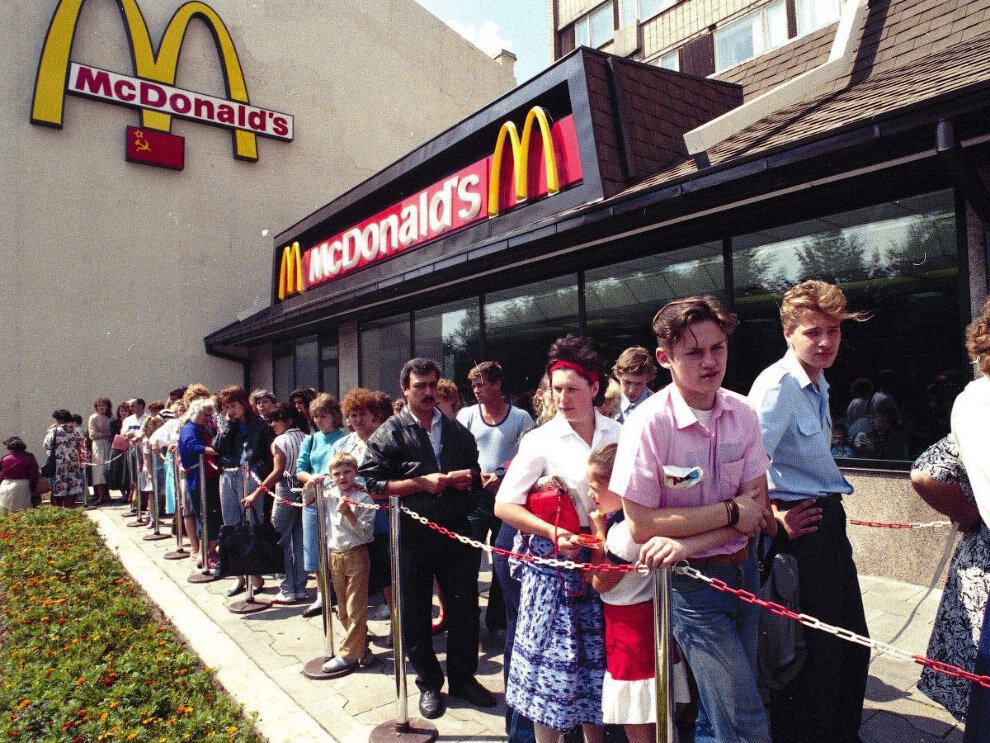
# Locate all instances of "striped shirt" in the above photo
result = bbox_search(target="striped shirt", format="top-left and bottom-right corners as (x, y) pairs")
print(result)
(272, 428), (305, 477)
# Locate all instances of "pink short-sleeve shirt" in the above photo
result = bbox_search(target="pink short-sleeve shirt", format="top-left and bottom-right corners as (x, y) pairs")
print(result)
(609, 385), (770, 557)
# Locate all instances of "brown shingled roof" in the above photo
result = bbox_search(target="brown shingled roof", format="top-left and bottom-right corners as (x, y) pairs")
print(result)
(620, 30), (990, 193)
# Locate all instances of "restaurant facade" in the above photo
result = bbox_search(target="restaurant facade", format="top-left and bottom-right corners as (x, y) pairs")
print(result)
(1, 0), (515, 446)
(207, 0), (990, 583)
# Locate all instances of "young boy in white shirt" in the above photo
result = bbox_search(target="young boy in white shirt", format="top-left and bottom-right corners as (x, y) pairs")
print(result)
(321, 452), (377, 677)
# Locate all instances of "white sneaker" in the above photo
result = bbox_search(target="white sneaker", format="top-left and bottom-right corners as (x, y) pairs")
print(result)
(368, 604), (391, 621)
(269, 591), (299, 605)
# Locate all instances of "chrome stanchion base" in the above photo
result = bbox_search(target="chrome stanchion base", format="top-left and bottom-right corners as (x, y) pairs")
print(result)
(228, 597), (268, 615)
(187, 570), (216, 584)
(143, 532), (170, 541)
(369, 720), (438, 743)
(302, 655), (344, 680)
(163, 548), (190, 560)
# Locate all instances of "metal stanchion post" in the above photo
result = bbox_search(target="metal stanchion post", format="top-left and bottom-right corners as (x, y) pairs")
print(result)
(304, 480), (340, 678)
(229, 462), (266, 614)
(653, 567), (675, 743)
(144, 445), (169, 542)
(188, 454), (215, 584)
(163, 454), (189, 560)
(370, 494), (437, 743)
(121, 444), (136, 518)
(126, 445), (147, 527)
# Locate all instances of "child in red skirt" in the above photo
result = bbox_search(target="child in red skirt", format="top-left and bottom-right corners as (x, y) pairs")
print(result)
(586, 443), (694, 743)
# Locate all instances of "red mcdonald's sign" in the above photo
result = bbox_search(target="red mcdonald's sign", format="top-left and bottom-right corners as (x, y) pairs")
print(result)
(283, 106), (582, 299)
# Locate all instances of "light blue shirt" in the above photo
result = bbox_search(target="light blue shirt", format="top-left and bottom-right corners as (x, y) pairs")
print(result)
(617, 388), (652, 423)
(748, 350), (852, 501)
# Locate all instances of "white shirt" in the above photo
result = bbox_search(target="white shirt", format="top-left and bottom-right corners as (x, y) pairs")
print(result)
(497, 411), (621, 526)
(122, 412), (148, 437)
(150, 417), (183, 449)
(951, 376), (990, 526)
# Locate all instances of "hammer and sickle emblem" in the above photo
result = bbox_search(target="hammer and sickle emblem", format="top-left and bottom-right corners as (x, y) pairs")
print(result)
(133, 129), (151, 152)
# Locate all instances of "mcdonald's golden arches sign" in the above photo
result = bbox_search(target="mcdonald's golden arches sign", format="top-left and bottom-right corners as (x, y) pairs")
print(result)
(32, 0), (293, 167)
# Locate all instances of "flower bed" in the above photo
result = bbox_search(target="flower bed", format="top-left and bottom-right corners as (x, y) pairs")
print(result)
(0, 507), (264, 742)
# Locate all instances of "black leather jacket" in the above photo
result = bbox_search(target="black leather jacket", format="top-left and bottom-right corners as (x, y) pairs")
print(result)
(212, 413), (275, 480)
(359, 408), (481, 537)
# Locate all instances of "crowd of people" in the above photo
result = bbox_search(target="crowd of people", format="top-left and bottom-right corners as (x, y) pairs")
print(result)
(5, 279), (990, 742)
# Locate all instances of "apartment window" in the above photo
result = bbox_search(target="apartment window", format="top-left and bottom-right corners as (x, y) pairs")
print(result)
(574, 2), (615, 49)
(652, 48), (679, 71)
(714, 1), (788, 72)
(619, 0), (676, 26)
(796, 0), (841, 36)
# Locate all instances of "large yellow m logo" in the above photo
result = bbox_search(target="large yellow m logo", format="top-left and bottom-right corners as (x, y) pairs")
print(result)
(32, 0), (259, 161)
(488, 106), (561, 218)
(277, 242), (304, 300)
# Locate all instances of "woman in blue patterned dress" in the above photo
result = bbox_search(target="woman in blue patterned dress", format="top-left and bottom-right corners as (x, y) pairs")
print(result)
(495, 336), (622, 743)
(912, 435), (990, 722)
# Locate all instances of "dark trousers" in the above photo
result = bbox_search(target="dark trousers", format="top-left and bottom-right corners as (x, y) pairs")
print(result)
(493, 523), (536, 743)
(400, 523), (480, 692)
(768, 494), (869, 743)
(469, 506), (506, 629)
(964, 604), (990, 741)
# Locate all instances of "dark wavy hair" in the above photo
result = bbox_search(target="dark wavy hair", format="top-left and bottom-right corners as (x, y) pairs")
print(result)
(52, 409), (73, 424)
(268, 402), (306, 430)
(545, 335), (609, 407)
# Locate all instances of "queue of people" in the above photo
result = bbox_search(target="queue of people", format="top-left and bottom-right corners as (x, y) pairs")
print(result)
(7, 280), (990, 742)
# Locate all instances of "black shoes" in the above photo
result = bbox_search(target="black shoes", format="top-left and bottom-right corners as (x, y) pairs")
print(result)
(418, 688), (444, 719)
(448, 677), (496, 708)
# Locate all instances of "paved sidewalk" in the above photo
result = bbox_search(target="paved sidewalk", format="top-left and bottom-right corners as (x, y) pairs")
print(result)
(88, 503), (965, 743)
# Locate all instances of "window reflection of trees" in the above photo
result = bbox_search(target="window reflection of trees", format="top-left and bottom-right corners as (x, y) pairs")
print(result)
(732, 190), (962, 464)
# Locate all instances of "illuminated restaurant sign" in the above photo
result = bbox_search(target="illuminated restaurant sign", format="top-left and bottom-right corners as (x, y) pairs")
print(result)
(277, 107), (582, 300)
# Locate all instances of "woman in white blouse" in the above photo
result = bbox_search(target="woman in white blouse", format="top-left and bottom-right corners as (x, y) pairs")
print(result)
(951, 297), (990, 742)
(495, 335), (622, 743)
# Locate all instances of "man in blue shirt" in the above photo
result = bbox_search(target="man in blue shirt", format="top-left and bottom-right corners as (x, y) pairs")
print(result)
(748, 280), (870, 743)
(611, 345), (656, 423)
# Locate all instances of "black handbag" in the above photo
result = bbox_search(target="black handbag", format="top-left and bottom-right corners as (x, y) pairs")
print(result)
(216, 508), (284, 578)
(40, 433), (58, 478)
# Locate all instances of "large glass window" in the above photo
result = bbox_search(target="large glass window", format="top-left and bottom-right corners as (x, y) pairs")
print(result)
(414, 298), (482, 394)
(715, 1), (788, 72)
(796, 0), (841, 36)
(359, 314), (411, 398)
(294, 335), (319, 392)
(319, 332), (339, 398)
(586, 242), (723, 373)
(732, 190), (962, 463)
(272, 343), (293, 401)
(484, 275), (579, 400)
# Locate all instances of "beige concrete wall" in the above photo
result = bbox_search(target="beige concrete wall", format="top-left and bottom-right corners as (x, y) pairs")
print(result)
(844, 470), (961, 587)
(0, 0), (514, 449)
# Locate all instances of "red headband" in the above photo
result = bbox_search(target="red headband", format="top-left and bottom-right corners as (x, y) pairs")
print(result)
(548, 360), (600, 387)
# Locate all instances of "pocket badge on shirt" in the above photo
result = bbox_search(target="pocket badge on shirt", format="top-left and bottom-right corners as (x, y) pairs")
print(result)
(662, 465), (703, 489)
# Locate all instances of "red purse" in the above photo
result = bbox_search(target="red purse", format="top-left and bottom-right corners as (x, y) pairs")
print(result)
(525, 476), (581, 536)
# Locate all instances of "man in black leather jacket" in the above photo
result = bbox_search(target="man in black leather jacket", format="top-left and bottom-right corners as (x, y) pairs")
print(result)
(360, 357), (496, 719)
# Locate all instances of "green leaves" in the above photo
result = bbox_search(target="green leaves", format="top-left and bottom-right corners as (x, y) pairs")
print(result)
(0, 507), (262, 742)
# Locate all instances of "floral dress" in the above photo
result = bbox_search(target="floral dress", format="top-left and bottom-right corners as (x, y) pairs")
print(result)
(916, 435), (990, 722)
(43, 424), (86, 504)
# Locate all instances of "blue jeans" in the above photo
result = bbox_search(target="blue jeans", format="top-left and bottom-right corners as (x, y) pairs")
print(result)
(671, 554), (770, 743)
(272, 481), (307, 596)
(219, 469), (264, 526)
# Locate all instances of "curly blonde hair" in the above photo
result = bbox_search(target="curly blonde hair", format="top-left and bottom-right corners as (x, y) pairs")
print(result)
(966, 297), (990, 376)
(780, 280), (869, 333)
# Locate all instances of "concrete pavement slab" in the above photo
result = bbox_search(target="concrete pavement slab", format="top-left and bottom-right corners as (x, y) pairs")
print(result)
(89, 502), (968, 742)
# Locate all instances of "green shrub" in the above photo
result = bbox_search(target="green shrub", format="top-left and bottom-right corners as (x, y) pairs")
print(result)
(0, 507), (264, 742)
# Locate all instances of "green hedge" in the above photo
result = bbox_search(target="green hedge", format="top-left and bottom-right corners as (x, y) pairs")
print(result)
(0, 507), (264, 742)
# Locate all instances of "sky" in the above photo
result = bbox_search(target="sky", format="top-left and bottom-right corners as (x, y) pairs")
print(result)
(413, 0), (552, 84)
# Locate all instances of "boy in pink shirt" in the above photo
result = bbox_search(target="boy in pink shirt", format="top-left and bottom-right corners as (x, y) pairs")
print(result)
(609, 295), (773, 743)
